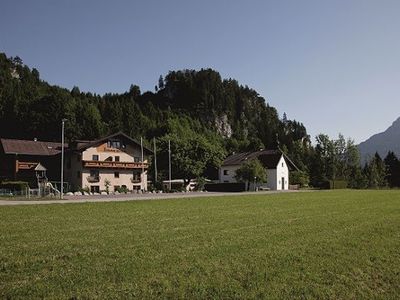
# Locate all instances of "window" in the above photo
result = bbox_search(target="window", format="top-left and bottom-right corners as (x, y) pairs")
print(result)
(114, 171), (119, 178)
(92, 154), (99, 161)
(282, 162), (284, 167)
(134, 157), (140, 162)
(132, 171), (141, 182)
(223, 170), (229, 175)
(90, 186), (100, 193)
(77, 171), (81, 179)
(107, 140), (124, 149)
(90, 170), (99, 177)
(115, 156), (120, 162)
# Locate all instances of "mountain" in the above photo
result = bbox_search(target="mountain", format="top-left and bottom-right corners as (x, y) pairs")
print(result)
(358, 117), (400, 163)
(0, 53), (310, 167)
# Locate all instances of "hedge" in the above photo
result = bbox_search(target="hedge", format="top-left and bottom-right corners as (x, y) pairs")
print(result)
(0, 181), (29, 191)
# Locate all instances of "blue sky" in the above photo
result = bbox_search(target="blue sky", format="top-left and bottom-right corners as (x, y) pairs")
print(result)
(1, 0), (399, 143)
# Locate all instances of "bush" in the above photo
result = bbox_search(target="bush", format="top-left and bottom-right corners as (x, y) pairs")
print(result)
(194, 177), (206, 191)
(204, 183), (246, 192)
(80, 186), (90, 194)
(116, 186), (129, 194)
(329, 180), (348, 189)
(290, 171), (309, 187)
(0, 181), (29, 191)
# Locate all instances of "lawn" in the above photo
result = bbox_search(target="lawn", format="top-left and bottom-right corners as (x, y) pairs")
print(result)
(0, 190), (399, 299)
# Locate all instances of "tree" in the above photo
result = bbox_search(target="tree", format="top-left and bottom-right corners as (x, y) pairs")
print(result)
(155, 116), (226, 186)
(290, 171), (309, 187)
(158, 75), (164, 90)
(364, 153), (387, 188)
(235, 159), (267, 191)
(384, 151), (400, 187)
(310, 134), (363, 188)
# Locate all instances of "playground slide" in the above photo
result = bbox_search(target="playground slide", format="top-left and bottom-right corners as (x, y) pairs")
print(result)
(46, 182), (60, 195)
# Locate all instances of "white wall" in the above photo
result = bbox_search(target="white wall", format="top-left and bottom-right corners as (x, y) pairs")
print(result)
(81, 169), (147, 191)
(275, 155), (289, 190)
(66, 142), (149, 192)
(218, 155), (290, 191)
(219, 165), (239, 183)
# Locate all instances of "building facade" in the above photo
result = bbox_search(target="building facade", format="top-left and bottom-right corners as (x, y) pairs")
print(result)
(65, 132), (152, 193)
(219, 149), (297, 191)
(0, 138), (63, 187)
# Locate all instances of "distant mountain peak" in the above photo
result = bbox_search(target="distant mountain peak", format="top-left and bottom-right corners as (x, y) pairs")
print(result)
(358, 116), (400, 163)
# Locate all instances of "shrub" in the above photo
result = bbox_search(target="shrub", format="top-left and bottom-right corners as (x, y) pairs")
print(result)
(0, 181), (29, 191)
(289, 171), (309, 187)
(329, 180), (348, 189)
(116, 186), (129, 194)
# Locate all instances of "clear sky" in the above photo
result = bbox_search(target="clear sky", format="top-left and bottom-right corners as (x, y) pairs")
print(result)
(1, 0), (399, 143)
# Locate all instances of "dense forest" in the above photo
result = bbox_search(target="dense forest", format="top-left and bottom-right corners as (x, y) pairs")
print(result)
(1, 53), (399, 188)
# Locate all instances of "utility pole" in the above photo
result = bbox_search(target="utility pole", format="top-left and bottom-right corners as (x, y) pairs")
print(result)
(60, 118), (67, 199)
(168, 139), (171, 191)
(141, 137), (144, 191)
(153, 138), (157, 186)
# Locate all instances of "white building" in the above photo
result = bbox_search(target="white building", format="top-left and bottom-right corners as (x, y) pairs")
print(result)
(219, 150), (298, 191)
(65, 132), (153, 193)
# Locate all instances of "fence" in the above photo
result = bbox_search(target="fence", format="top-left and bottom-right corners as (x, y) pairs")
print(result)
(204, 182), (246, 192)
(0, 188), (29, 198)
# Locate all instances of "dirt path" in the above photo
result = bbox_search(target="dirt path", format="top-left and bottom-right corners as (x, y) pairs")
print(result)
(0, 190), (305, 206)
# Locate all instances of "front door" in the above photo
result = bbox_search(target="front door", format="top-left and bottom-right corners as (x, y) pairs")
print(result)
(281, 177), (285, 190)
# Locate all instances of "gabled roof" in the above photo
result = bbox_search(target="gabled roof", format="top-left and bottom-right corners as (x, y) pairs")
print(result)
(222, 149), (299, 171)
(34, 163), (47, 171)
(73, 132), (153, 154)
(0, 138), (65, 156)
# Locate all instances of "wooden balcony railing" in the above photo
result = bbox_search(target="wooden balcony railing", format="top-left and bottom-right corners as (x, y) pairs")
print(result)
(83, 160), (148, 170)
(17, 161), (38, 170)
(87, 175), (100, 183)
(131, 177), (141, 183)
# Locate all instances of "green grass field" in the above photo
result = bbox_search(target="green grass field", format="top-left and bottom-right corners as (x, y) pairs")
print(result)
(1, 190), (399, 299)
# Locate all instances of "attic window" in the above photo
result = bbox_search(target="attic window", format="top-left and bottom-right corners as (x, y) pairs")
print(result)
(107, 140), (124, 149)
(282, 162), (284, 167)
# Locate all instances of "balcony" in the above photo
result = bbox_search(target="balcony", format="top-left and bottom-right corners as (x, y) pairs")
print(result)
(131, 177), (141, 184)
(87, 175), (100, 183)
(17, 161), (39, 170)
(83, 160), (148, 170)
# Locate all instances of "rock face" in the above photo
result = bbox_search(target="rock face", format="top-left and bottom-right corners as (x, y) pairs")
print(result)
(358, 117), (400, 163)
(215, 114), (232, 138)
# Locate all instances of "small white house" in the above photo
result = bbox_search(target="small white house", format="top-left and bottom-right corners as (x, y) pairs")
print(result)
(219, 149), (298, 191)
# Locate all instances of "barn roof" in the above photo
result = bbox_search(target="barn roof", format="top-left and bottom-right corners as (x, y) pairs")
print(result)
(0, 138), (65, 156)
(222, 149), (299, 170)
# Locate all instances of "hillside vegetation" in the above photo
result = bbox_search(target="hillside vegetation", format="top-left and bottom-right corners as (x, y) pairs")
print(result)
(1, 53), (399, 187)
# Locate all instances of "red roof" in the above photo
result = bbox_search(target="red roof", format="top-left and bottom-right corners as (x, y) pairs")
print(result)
(0, 138), (66, 156)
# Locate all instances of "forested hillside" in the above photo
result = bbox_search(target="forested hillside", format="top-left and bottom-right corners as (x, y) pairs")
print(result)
(1, 53), (398, 187)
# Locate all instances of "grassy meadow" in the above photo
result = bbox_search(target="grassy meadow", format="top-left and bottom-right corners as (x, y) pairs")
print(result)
(0, 190), (399, 299)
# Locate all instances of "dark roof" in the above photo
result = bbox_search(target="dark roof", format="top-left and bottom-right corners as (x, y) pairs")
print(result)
(0, 138), (65, 156)
(222, 149), (299, 170)
(73, 132), (153, 154)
